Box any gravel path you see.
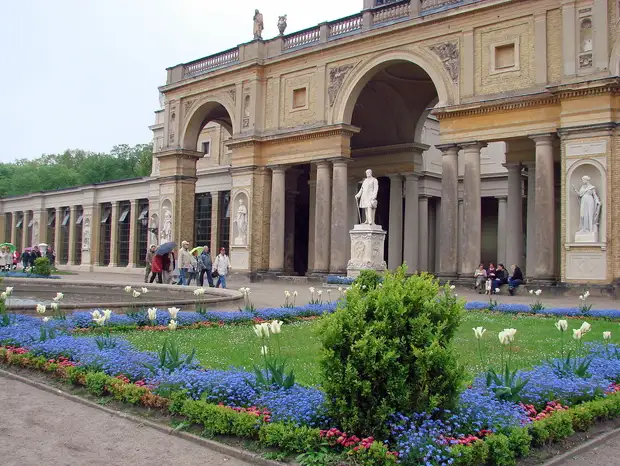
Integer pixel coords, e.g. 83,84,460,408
0,375,252,466
556,434,620,466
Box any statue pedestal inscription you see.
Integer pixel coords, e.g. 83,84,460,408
346,224,387,278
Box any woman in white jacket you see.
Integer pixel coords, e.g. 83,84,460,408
0,246,9,271
213,248,231,288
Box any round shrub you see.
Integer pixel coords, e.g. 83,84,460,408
318,267,464,438
33,257,52,277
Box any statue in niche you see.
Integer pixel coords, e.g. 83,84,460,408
572,175,602,242
82,218,91,251
161,209,173,243
234,199,248,245
355,169,379,226
253,9,264,40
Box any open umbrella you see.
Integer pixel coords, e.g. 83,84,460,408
0,243,16,252
190,246,207,255
155,242,176,256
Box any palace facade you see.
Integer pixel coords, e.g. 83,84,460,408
1,0,619,287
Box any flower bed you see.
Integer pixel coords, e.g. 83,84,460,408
0,271,60,279
326,275,356,285
465,301,620,319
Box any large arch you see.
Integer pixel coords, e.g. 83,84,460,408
332,48,456,125
181,95,236,151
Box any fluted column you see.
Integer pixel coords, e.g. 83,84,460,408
269,166,287,272
437,144,459,277
388,174,404,270
108,202,119,267
54,207,62,263
418,195,429,272
330,159,349,274
403,174,419,272
127,200,138,268
496,197,507,266
461,142,484,276
313,161,332,273
530,134,556,281
524,162,536,277
307,180,316,273
505,163,524,269
68,206,77,265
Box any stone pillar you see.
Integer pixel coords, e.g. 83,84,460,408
496,197,507,266
403,174,419,272
210,191,219,254
437,144,459,277
89,204,101,267
68,206,77,265
269,166,286,272
457,199,464,274
524,162,536,277
10,212,17,246
307,180,316,273
460,142,484,276
387,174,404,270
347,179,359,258
418,195,429,272
330,159,349,274
505,163,524,269
530,134,556,281
22,211,30,250
54,207,62,263
108,201,119,267
434,199,441,272
127,200,138,268
313,161,332,273
284,191,297,273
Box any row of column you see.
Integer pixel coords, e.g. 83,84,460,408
437,134,555,281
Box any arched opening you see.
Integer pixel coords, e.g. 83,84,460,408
182,101,234,151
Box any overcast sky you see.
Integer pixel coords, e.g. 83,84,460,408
0,0,360,163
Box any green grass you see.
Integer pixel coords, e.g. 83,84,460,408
123,311,619,386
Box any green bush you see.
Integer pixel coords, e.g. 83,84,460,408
530,410,574,447
486,434,516,466
507,427,532,458
33,257,52,276
450,440,489,466
85,372,111,396
353,269,383,293
180,400,262,438
258,423,322,452
319,267,464,437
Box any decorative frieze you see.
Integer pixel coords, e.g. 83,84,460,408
328,64,355,107
429,41,459,83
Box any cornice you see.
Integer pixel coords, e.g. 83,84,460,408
226,124,361,149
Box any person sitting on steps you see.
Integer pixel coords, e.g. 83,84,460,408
474,263,487,293
491,264,509,293
508,264,524,296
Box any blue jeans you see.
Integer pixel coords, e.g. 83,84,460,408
508,278,522,289
179,268,189,286
492,279,506,292
216,274,227,289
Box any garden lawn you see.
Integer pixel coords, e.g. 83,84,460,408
123,310,620,386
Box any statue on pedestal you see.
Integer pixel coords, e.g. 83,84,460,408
572,175,602,243
234,199,248,245
355,169,379,225
161,209,173,243
253,9,264,40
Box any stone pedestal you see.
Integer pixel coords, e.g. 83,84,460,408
346,224,387,278
575,230,598,243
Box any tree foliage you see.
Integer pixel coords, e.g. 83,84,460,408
0,144,152,197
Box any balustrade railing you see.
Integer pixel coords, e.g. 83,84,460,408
421,0,464,11
183,48,240,78
283,27,320,50
372,0,411,25
328,14,363,38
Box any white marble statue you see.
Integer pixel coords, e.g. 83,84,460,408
355,169,379,225
235,199,248,245
161,209,172,243
253,9,264,40
572,175,602,242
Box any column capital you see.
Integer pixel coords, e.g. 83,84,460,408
459,141,486,151
495,195,508,201
329,156,352,167
313,160,332,169
403,172,420,181
502,162,522,171
268,165,287,175
69,205,77,212
418,194,432,200
129,199,138,206
529,133,556,145
436,143,459,153
386,173,403,181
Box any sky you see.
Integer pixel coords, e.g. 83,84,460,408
0,0,361,163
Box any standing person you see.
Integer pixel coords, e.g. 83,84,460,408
30,246,41,267
162,253,171,284
0,246,8,272
508,264,524,296
213,247,231,289
178,241,192,286
49,248,56,266
149,253,163,283
188,250,199,286
144,245,156,283
21,250,30,270
13,251,19,270
199,246,214,287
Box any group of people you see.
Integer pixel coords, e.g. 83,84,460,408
144,242,231,288
0,246,17,271
0,245,55,272
474,262,524,296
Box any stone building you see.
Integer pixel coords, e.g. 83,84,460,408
1,0,619,288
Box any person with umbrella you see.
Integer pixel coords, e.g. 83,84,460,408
149,253,164,283
0,245,9,272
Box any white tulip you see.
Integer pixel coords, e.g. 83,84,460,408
168,307,180,319
1,292,6,300
293,290,298,296
132,290,141,298
260,322,271,338
103,309,112,322
246,287,251,293
50,302,59,311
94,316,107,326
555,320,568,332
317,290,323,296
579,295,584,301
309,287,315,294
535,290,542,296
124,286,132,293
498,331,510,345
42,317,50,322
584,291,590,298
36,304,46,314
91,310,102,320
253,324,265,338
472,327,487,339
147,307,158,322
261,345,269,356
495,288,500,293
504,328,517,343
5,287,13,296
603,331,612,341
269,320,283,335
284,290,291,297
580,321,592,334
53,292,64,301
573,329,583,340
193,288,206,296
338,287,343,292
141,287,149,294
168,319,178,331
529,290,534,295
450,285,456,290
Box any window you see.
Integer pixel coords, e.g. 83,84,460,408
4,214,11,245
119,208,130,223
15,217,23,229
74,206,83,265
28,219,34,228
118,202,131,266
47,209,56,260
202,141,211,155
218,191,231,253
47,211,56,227
195,193,213,248
61,209,70,264
490,40,520,74
137,200,149,267
100,204,112,266
62,212,70,227
292,87,307,109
